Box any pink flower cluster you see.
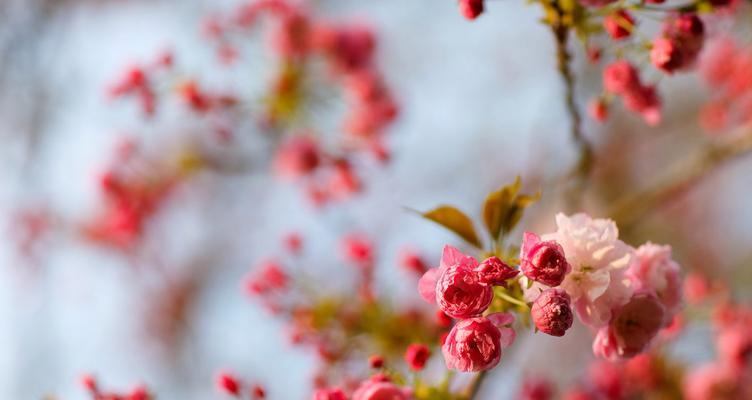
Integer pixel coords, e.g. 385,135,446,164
459,0,485,20
107,0,398,208
699,37,752,134
216,371,267,399
602,61,661,126
520,232,574,337
314,374,412,400
80,374,152,400
684,302,752,399
108,50,172,117
418,246,517,371
650,14,705,74
83,138,185,250
524,213,683,360
207,1,397,206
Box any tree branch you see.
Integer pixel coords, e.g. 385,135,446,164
465,370,488,399
548,11,593,209
610,128,752,231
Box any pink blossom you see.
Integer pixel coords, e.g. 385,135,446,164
283,232,303,254
603,61,662,125
531,288,574,337
369,355,384,369
216,371,241,396
327,159,362,200
340,234,373,266
529,213,634,328
245,260,288,296
593,294,665,360
579,0,618,6
313,24,375,74
603,61,639,95
399,248,427,274
441,313,515,372
519,376,554,400
418,245,493,319
588,98,608,122
622,84,661,126
435,261,493,319
459,0,484,20
588,361,623,398
313,388,347,400
651,14,705,74
628,243,682,320
683,272,711,304
474,256,518,286
716,325,752,369
404,343,431,371
520,232,571,287
272,12,311,58
603,10,635,40
650,38,680,73
273,136,320,180
683,363,749,400
352,376,411,400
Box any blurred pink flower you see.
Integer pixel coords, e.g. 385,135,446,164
313,388,347,400
651,13,704,74
404,343,431,371
273,136,321,180
459,0,484,20
593,294,665,360
352,375,411,400
628,243,682,319
683,363,749,400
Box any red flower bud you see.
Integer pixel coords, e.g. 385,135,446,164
404,343,431,371
531,288,574,337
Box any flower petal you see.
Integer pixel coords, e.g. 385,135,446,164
418,268,440,304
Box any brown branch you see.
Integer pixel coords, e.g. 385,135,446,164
547,10,594,210
609,128,752,231
465,370,488,399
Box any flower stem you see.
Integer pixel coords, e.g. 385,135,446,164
496,290,529,309
465,370,488,399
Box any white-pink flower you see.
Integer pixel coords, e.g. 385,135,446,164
527,213,634,328
628,243,682,320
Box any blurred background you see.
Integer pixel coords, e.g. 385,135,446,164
0,0,750,398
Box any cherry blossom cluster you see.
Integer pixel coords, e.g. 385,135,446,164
82,137,197,250
79,374,152,400
514,272,752,400
524,214,682,360
456,0,738,126
413,179,684,376
419,246,518,372
108,0,397,207
216,371,267,399
682,279,752,399
243,232,444,389
699,36,752,134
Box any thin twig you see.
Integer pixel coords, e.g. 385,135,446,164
465,370,488,399
609,129,752,231
547,10,594,210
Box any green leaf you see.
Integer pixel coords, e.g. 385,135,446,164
419,206,482,248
